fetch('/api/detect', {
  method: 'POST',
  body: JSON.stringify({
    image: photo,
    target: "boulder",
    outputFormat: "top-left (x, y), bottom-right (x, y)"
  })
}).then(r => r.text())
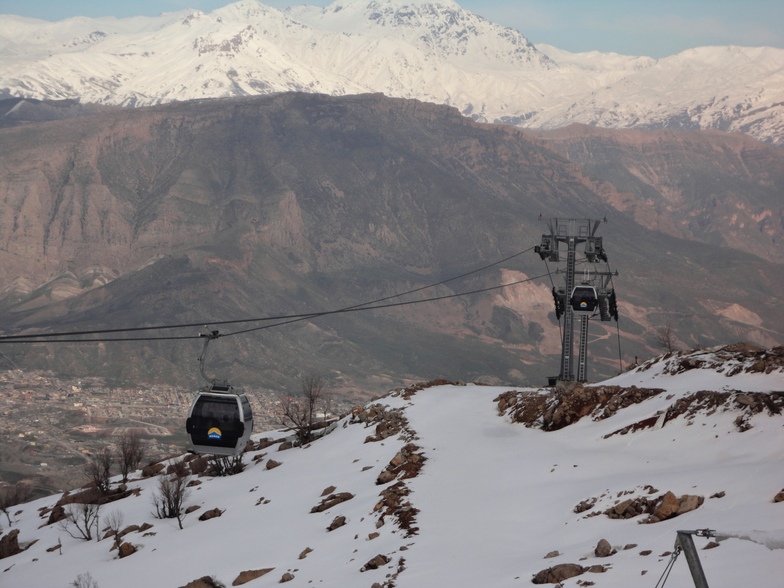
top-left (595, 538), bottom-right (614, 558)
top-left (774, 489), bottom-right (784, 503)
top-left (327, 516), bottom-right (347, 531)
top-left (653, 492), bottom-right (679, 520)
top-left (361, 554), bottom-right (391, 571)
top-left (118, 542), bottom-right (136, 558)
top-left (199, 508), bottom-right (224, 521)
top-left (676, 494), bottom-right (704, 515)
top-left (532, 563), bottom-right (585, 584)
top-left (0, 529), bottom-right (22, 559)
top-left (311, 492), bottom-right (354, 513)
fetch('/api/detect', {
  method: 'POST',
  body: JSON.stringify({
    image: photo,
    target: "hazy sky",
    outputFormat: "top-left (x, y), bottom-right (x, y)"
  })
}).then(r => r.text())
top-left (1, 0), bottom-right (782, 58)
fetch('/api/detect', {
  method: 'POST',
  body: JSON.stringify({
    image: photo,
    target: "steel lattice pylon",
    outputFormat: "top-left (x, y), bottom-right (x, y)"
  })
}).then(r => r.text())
top-left (535, 218), bottom-right (617, 383)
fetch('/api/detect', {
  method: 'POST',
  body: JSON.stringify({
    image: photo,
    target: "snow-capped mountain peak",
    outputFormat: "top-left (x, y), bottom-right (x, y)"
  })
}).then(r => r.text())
top-left (0, 0), bottom-right (782, 144)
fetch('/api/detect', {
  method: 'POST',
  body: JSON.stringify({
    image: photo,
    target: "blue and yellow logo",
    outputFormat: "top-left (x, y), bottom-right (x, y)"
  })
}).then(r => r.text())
top-left (580, 301), bottom-right (588, 309)
top-left (207, 427), bottom-right (222, 440)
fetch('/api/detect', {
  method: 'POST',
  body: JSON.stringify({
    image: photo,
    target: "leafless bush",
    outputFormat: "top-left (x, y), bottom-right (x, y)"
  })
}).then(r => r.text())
top-left (70, 572), bottom-right (99, 588)
top-left (151, 461), bottom-right (190, 529)
top-left (0, 482), bottom-right (31, 527)
top-left (280, 374), bottom-right (329, 445)
top-left (117, 431), bottom-right (145, 483)
top-left (84, 447), bottom-right (114, 495)
top-left (207, 454), bottom-right (245, 477)
top-left (104, 510), bottom-right (125, 548)
top-left (59, 502), bottom-right (101, 541)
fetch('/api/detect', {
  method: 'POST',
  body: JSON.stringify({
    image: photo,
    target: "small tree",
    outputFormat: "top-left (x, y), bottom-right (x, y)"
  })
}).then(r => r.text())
top-left (85, 447), bottom-right (114, 495)
top-left (656, 325), bottom-right (678, 353)
top-left (280, 374), bottom-right (327, 445)
top-left (117, 431), bottom-right (145, 483)
top-left (151, 461), bottom-right (190, 530)
top-left (0, 482), bottom-right (31, 527)
top-left (104, 509), bottom-right (125, 548)
top-left (59, 502), bottom-right (101, 541)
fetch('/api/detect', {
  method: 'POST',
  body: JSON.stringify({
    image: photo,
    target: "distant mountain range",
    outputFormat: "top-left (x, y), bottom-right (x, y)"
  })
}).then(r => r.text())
top-left (1, 0), bottom-right (783, 144)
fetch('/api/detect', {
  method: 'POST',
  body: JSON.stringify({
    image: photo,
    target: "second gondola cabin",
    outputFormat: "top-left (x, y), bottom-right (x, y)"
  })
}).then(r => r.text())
top-left (570, 285), bottom-right (599, 315)
top-left (185, 384), bottom-right (253, 456)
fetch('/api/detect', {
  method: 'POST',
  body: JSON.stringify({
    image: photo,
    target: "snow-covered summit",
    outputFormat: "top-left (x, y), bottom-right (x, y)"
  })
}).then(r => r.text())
top-left (0, 0), bottom-right (783, 142)
top-left (1, 346), bottom-right (782, 587)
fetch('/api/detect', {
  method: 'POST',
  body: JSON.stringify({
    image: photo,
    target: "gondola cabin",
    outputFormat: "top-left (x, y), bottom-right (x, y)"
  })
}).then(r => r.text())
top-left (570, 285), bottom-right (599, 315)
top-left (186, 385), bottom-right (253, 456)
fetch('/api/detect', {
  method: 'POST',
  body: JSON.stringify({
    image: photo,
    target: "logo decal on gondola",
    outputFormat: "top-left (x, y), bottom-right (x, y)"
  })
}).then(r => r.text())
top-left (207, 427), bottom-right (222, 440)
top-left (580, 301), bottom-right (588, 309)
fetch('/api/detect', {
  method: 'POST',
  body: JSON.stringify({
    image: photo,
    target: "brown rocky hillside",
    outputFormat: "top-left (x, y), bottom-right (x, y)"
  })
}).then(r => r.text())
top-left (0, 93), bottom-right (782, 398)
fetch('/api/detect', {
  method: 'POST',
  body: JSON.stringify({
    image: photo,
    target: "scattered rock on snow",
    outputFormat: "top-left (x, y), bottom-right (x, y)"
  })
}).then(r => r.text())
top-left (0, 530), bottom-right (22, 559)
top-left (180, 576), bottom-right (224, 588)
top-left (118, 542), bottom-right (136, 558)
top-left (595, 539), bottom-right (615, 557)
top-left (298, 547), bottom-right (313, 559)
top-left (327, 516), bottom-right (346, 531)
top-left (532, 563), bottom-right (585, 584)
top-left (361, 554), bottom-right (391, 571)
top-left (198, 508), bottom-right (224, 521)
top-left (233, 568), bottom-right (274, 585)
top-left (311, 492), bottom-right (354, 513)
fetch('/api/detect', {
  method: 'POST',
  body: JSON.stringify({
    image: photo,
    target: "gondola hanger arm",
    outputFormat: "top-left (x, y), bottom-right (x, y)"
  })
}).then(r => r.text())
top-left (198, 329), bottom-right (228, 388)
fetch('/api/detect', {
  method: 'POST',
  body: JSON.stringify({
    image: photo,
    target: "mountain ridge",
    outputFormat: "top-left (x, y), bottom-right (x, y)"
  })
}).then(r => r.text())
top-left (0, 93), bottom-right (782, 395)
top-left (1, 0), bottom-right (782, 143)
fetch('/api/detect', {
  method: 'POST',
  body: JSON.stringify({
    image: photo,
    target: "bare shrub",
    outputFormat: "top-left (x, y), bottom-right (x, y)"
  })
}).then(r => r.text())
top-left (280, 374), bottom-right (328, 445)
top-left (70, 572), bottom-right (99, 588)
top-left (0, 482), bottom-right (31, 527)
top-left (104, 510), bottom-right (125, 548)
top-left (59, 502), bottom-right (101, 541)
top-left (85, 447), bottom-right (114, 495)
top-left (207, 454), bottom-right (245, 477)
top-left (117, 431), bottom-right (145, 483)
top-left (152, 461), bottom-right (190, 529)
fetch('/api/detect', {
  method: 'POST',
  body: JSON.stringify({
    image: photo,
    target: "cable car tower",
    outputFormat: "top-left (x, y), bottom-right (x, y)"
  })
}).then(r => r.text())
top-left (535, 218), bottom-right (618, 382)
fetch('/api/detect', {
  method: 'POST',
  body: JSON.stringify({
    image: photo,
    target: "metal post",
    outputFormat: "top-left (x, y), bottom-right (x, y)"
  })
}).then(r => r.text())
top-left (560, 236), bottom-right (576, 380)
top-left (577, 314), bottom-right (589, 382)
top-left (676, 531), bottom-right (710, 588)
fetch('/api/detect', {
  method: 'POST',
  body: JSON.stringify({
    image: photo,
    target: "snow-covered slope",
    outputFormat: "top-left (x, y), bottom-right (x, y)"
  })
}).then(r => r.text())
top-left (2, 346), bottom-right (783, 587)
top-left (1, 0), bottom-right (783, 143)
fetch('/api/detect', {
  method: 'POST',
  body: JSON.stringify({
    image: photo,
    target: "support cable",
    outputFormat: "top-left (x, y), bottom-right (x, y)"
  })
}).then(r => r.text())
top-left (223, 273), bottom-right (550, 338)
top-left (653, 546), bottom-right (681, 588)
top-left (0, 247), bottom-right (535, 344)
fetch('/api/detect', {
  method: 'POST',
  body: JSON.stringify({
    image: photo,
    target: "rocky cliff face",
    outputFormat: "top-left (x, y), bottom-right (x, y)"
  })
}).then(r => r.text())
top-left (0, 93), bottom-right (781, 397)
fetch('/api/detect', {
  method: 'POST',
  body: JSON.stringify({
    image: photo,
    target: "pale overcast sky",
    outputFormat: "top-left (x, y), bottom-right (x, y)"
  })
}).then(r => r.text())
top-left (1, 0), bottom-right (782, 58)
